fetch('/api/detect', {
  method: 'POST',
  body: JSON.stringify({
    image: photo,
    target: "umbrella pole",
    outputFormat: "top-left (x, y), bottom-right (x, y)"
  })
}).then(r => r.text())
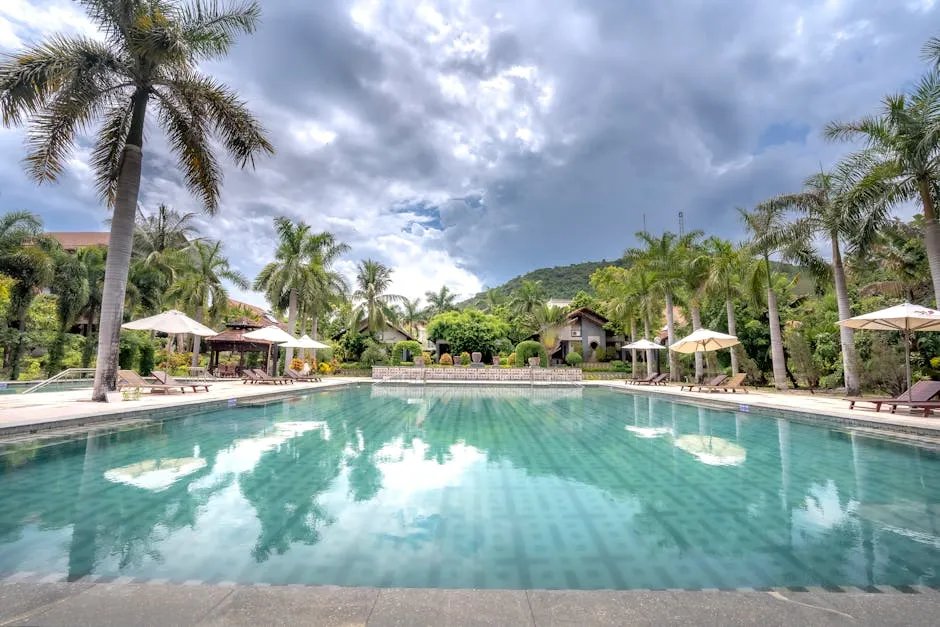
top-left (905, 329), bottom-right (912, 402)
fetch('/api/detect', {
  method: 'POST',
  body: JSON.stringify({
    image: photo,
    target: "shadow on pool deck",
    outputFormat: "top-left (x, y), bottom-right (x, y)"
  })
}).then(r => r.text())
top-left (1, 582), bottom-right (939, 626)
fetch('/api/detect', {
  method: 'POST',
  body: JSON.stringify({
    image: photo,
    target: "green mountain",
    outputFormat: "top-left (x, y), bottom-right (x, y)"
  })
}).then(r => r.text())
top-left (461, 258), bottom-right (813, 308)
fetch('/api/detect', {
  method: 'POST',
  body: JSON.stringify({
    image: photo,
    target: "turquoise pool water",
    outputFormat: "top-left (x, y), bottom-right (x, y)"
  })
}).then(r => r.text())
top-left (1, 384), bottom-right (938, 590)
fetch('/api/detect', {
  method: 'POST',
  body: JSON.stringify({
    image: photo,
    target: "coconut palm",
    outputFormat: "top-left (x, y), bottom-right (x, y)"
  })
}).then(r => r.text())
top-left (0, 211), bottom-right (43, 251)
top-left (48, 253), bottom-right (90, 376)
top-left (76, 247), bottom-right (106, 368)
top-left (824, 70), bottom-right (940, 305)
top-left (756, 171), bottom-right (890, 395)
top-left (683, 244), bottom-right (710, 383)
top-left (625, 230), bottom-right (701, 381)
top-left (702, 237), bottom-right (748, 375)
top-left (509, 280), bottom-right (546, 321)
top-left (168, 240), bottom-right (247, 367)
top-left (295, 232), bottom-right (349, 358)
top-left (133, 204), bottom-right (198, 279)
top-left (534, 305), bottom-right (568, 363)
top-left (0, 242), bottom-right (55, 379)
top-left (923, 36), bottom-right (940, 69)
top-left (0, 0), bottom-right (273, 400)
top-left (424, 285), bottom-right (456, 317)
top-left (353, 259), bottom-right (404, 333)
top-left (254, 218), bottom-right (319, 365)
top-left (400, 297), bottom-right (425, 338)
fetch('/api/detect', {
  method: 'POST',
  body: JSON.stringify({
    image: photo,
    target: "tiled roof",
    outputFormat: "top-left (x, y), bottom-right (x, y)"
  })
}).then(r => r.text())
top-left (46, 232), bottom-right (109, 250)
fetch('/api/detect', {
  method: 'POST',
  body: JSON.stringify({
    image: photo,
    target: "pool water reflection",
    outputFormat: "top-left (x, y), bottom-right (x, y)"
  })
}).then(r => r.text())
top-left (0, 384), bottom-right (937, 590)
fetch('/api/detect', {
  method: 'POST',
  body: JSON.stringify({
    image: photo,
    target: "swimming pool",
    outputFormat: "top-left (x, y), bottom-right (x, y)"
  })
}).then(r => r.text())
top-left (1, 384), bottom-right (937, 590)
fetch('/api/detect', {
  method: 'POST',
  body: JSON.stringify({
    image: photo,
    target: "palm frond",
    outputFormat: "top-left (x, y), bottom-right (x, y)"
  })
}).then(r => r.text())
top-left (922, 36), bottom-right (940, 69)
top-left (178, 0), bottom-right (262, 60)
top-left (90, 102), bottom-right (133, 204)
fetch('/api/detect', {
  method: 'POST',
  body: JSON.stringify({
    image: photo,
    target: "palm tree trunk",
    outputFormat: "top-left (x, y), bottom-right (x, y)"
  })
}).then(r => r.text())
top-left (917, 178), bottom-right (940, 306)
top-left (92, 91), bottom-right (147, 401)
top-left (311, 314), bottom-right (319, 364)
top-left (726, 295), bottom-right (738, 375)
top-left (691, 305), bottom-right (703, 383)
top-left (832, 235), bottom-right (859, 396)
top-left (285, 287), bottom-right (297, 366)
top-left (81, 307), bottom-right (95, 368)
top-left (665, 291), bottom-right (677, 380)
top-left (643, 315), bottom-right (653, 377)
top-left (767, 285), bottom-right (788, 391)
top-left (191, 306), bottom-right (203, 369)
top-left (629, 318), bottom-right (637, 377)
top-left (9, 316), bottom-right (26, 380)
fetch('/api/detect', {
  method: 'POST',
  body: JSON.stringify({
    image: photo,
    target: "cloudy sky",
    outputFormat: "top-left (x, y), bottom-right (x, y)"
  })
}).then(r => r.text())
top-left (0, 0), bottom-right (936, 308)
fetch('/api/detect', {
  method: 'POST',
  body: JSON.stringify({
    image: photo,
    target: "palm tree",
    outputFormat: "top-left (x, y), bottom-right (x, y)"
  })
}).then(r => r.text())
top-left (353, 259), bottom-right (404, 333)
top-left (683, 244), bottom-right (710, 383)
top-left (509, 280), bottom-right (546, 323)
top-left (0, 211), bottom-right (42, 251)
top-left (0, 0), bottom-right (274, 400)
top-left (254, 218), bottom-right (318, 365)
top-left (400, 297), bottom-right (425, 337)
top-left (702, 237), bottom-right (748, 375)
top-left (424, 286), bottom-right (456, 317)
top-left (48, 253), bottom-right (90, 376)
top-left (77, 247), bottom-right (106, 368)
top-left (923, 36), bottom-right (940, 69)
top-left (168, 240), bottom-right (247, 367)
top-left (825, 70), bottom-right (940, 305)
top-left (534, 305), bottom-right (568, 363)
top-left (296, 232), bottom-right (349, 358)
top-left (859, 217), bottom-right (931, 301)
top-left (133, 204), bottom-right (198, 276)
top-left (625, 231), bottom-right (701, 381)
top-left (757, 171), bottom-right (889, 395)
top-left (740, 206), bottom-right (821, 390)
top-left (481, 289), bottom-right (505, 312)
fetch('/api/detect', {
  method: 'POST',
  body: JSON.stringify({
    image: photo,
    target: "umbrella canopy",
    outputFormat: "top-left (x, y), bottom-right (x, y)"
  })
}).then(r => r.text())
top-left (837, 302), bottom-right (940, 400)
top-left (243, 325), bottom-right (295, 343)
top-left (121, 309), bottom-right (217, 336)
top-left (674, 435), bottom-right (746, 467)
top-left (104, 457), bottom-right (206, 491)
top-left (669, 328), bottom-right (739, 354)
top-left (279, 334), bottom-right (330, 349)
top-left (624, 339), bottom-right (666, 350)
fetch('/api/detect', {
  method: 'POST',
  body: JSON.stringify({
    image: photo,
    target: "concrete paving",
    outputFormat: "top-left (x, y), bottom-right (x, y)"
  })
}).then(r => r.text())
top-left (1, 582), bottom-right (938, 626)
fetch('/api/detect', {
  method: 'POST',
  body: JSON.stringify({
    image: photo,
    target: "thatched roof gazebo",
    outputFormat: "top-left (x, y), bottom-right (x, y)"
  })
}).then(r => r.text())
top-left (205, 317), bottom-right (279, 376)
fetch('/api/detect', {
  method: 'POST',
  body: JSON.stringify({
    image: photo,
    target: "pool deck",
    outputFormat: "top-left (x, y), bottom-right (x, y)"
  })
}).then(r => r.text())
top-left (1, 580), bottom-right (938, 626)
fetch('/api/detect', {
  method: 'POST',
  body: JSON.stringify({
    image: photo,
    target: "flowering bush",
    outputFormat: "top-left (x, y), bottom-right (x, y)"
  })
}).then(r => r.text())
top-left (507, 352), bottom-right (516, 366)
top-left (290, 358), bottom-right (304, 371)
top-left (459, 351), bottom-right (471, 366)
top-left (318, 362), bottom-right (332, 374)
top-left (439, 353), bottom-right (453, 366)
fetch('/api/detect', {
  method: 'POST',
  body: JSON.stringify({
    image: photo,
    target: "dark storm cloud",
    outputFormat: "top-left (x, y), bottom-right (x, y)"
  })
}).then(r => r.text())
top-left (0, 0), bottom-right (937, 301)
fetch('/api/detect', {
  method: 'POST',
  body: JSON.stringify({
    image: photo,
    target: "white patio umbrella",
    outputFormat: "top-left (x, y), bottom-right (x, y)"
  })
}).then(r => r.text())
top-left (122, 309), bottom-right (218, 336)
top-left (837, 302), bottom-right (940, 400)
top-left (669, 328), bottom-right (739, 354)
top-left (104, 457), bottom-right (206, 491)
top-left (623, 339), bottom-right (665, 378)
top-left (279, 334), bottom-right (329, 349)
top-left (244, 325), bottom-right (296, 374)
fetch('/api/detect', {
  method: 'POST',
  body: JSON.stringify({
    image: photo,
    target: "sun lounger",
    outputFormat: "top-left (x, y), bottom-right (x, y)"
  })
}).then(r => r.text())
top-left (681, 375), bottom-right (728, 392)
top-left (885, 401), bottom-right (940, 417)
top-left (285, 368), bottom-right (321, 382)
top-left (152, 370), bottom-right (211, 392)
top-left (627, 375), bottom-right (656, 385)
top-left (636, 373), bottom-right (668, 386)
top-left (845, 380), bottom-right (940, 413)
top-left (706, 372), bottom-right (748, 393)
top-left (252, 368), bottom-right (292, 384)
top-left (117, 369), bottom-right (178, 394)
top-left (241, 369), bottom-right (260, 384)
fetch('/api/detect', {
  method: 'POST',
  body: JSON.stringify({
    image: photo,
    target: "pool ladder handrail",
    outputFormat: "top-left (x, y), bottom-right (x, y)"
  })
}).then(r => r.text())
top-left (22, 367), bottom-right (97, 394)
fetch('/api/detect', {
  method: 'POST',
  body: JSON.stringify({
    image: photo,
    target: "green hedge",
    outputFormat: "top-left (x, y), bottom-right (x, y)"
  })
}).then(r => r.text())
top-left (391, 340), bottom-right (423, 365)
top-left (514, 340), bottom-right (548, 367)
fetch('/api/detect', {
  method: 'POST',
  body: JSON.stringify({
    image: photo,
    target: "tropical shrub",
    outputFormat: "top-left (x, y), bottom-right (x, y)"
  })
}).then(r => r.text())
top-left (460, 351), bottom-right (471, 365)
top-left (290, 358), bottom-right (304, 371)
top-left (359, 340), bottom-right (388, 367)
top-left (515, 340), bottom-right (548, 367)
top-left (439, 352), bottom-right (453, 366)
top-left (391, 340), bottom-right (423, 365)
top-left (605, 347), bottom-right (619, 361)
top-left (565, 351), bottom-right (583, 366)
top-left (610, 359), bottom-right (629, 372)
top-left (507, 352), bottom-right (516, 366)
top-left (318, 362), bottom-right (332, 374)
top-left (425, 309), bottom-right (509, 360)
top-left (138, 340), bottom-right (156, 376)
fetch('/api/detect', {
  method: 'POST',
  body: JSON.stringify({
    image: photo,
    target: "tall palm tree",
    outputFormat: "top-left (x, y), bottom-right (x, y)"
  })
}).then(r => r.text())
top-left (48, 253), bottom-right (90, 376)
top-left (133, 204), bottom-right (198, 275)
top-left (740, 206), bottom-right (821, 390)
top-left (168, 240), bottom-right (247, 367)
top-left (0, 0), bottom-right (274, 400)
top-left (757, 171), bottom-right (889, 395)
top-left (923, 36), bottom-right (940, 69)
top-left (353, 259), bottom-right (404, 333)
top-left (400, 297), bottom-right (425, 338)
top-left (683, 244), bottom-right (710, 383)
top-left (424, 285), bottom-right (456, 317)
top-left (825, 70), bottom-right (940, 305)
top-left (296, 232), bottom-right (349, 358)
top-left (254, 218), bottom-right (318, 365)
top-left (481, 289), bottom-right (505, 312)
top-left (702, 237), bottom-right (747, 375)
top-left (77, 247), bottom-right (106, 368)
top-left (509, 279), bottom-right (546, 322)
top-left (625, 230), bottom-right (701, 381)
top-left (0, 210), bottom-right (43, 251)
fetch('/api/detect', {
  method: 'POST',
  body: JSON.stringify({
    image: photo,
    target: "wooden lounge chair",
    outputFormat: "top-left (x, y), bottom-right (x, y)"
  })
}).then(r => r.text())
top-left (885, 401), bottom-right (940, 418)
top-left (152, 370), bottom-right (211, 392)
top-left (252, 368), bottom-right (292, 384)
top-left (117, 369), bottom-right (178, 394)
top-left (681, 375), bottom-right (728, 392)
top-left (845, 380), bottom-right (940, 413)
top-left (627, 375), bottom-right (656, 385)
top-left (241, 369), bottom-right (260, 384)
top-left (285, 367), bottom-right (321, 382)
top-left (707, 372), bottom-right (748, 393)
top-left (636, 373), bottom-right (669, 386)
